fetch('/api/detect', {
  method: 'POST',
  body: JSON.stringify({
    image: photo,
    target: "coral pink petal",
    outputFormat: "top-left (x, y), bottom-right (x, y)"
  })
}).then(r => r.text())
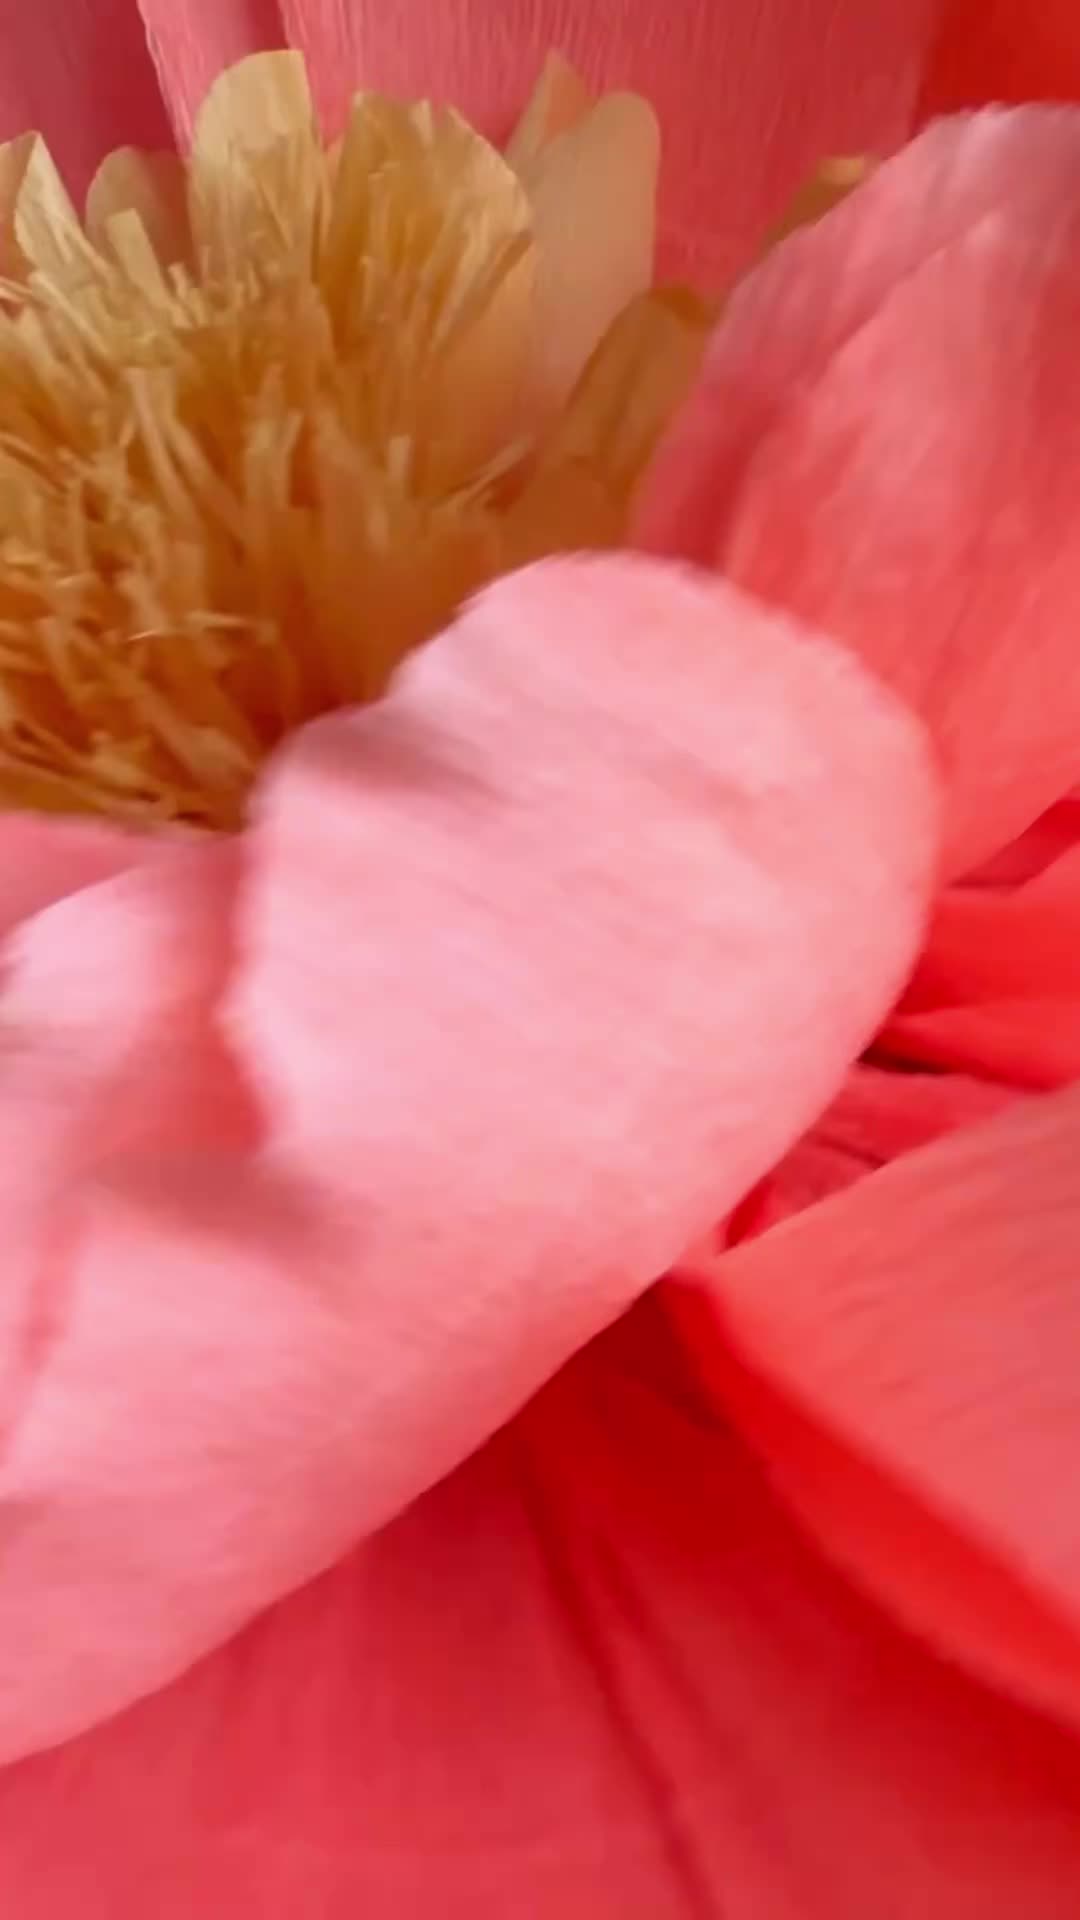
top-left (728, 1062), bottom-right (1015, 1240)
top-left (4, 1300), bottom-right (1080, 1917)
top-left (920, 0), bottom-right (1080, 117)
top-left (679, 1082), bottom-right (1080, 1732)
top-left (885, 846), bottom-right (1080, 1086)
top-left (0, 557), bottom-right (936, 1761)
top-left (911, 849), bottom-right (1080, 1004)
top-left (640, 108), bottom-right (1080, 875)
top-left (640, 110), bottom-right (1080, 566)
top-left (137, 0), bottom-right (284, 140)
top-left (0, 0), bottom-right (170, 197)
top-left (886, 998), bottom-right (1080, 1090)
top-left (278, 0), bottom-right (939, 280)
top-left (971, 791), bottom-right (1080, 887)
top-left (814, 1062), bottom-right (1015, 1159)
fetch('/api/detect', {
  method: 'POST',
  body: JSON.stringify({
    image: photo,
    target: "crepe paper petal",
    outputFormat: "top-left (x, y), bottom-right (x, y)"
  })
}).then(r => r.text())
top-left (758, 154), bottom-right (875, 254)
top-left (968, 791), bottom-right (1080, 888)
top-left (910, 850), bottom-right (1080, 1007)
top-left (813, 1061), bottom-right (1015, 1160)
top-left (186, 49), bottom-right (323, 281)
top-left (232, 554), bottom-right (935, 1240)
top-left (505, 53), bottom-right (660, 420)
top-left (0, 130), bottom-right (101, 280)
top-left (0, 555), bottom-right (936, 1761)
top-left (885, 999), bottom-right (1080, 1092)
top-left (0, 814), bottom-right (183, 1461)
top-left (640, 109), bottom-right (1080, 567)
top-left (84, 147), bottom-right (189, 263)
top-left (518, 90), bottom-right (659, 412)
top-left (4, 1296), bottom-right (1080, 1918)
top-left (500, 288), bottom-right (716, 569)
top-left (726, 1062), bottom-right (1015, 1241)
top-left (137, 0), bottom-right (285, 143)
top-left (503, 49), bottom-right (592, 171)
top-left (0, 0), bottom-right (170, 199)
top-left (883, 847), bottom-right (1080, 1087)
top-left (920, 0), bottom-right (1080, 118)
top-left (277, 0), bottom-right (939, 282)
top-left (640, 108), bottom-right (1080, 876)
top-left (680, 1081), bottom-right (1080, 1732)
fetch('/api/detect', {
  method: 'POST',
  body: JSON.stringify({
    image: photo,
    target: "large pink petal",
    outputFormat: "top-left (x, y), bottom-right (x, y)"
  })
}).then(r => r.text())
top-left (3, 1297), bottom-right (1080, 1918)
top-left (136, 0), bottom-right (284, 139)
top-left (639, 108), bottom-right (1080, 874)
top-left (0, 818), bottom-right (230, 1481)
top-left (678, 1080), bottom-right (1080, 1732)
top-left (0, 556), bottom-right (936, 1761)
top-left (278, 0), bottom-right (940, 280)
top-left (0, 0), bottom-right (170, 196)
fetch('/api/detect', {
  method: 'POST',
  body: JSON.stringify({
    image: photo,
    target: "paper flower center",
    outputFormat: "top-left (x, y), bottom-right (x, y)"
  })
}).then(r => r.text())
top-left (0, 51), bottom-right (713, 827)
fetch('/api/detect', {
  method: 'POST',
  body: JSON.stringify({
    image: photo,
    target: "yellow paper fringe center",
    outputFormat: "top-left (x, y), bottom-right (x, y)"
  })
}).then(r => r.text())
top-left (0, 48), bottom-right (867, 828)
top-left (0, 52), bottom-right (717, 826)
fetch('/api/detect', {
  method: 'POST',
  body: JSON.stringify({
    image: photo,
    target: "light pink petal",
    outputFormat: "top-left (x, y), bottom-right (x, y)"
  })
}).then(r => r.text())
top-left (0, 831), bottom-right (252, 1486)
top-left (640, 109), bottom-right (1080, 874)
top-left (0, 817), bottom-right (209, 1526)
top-left (137, 0), bottom-right (284, 140)
top-left (279, 0), bottom-right (939, 280)
top-left (0, 0), bottom-right (170, 196)
top-left (680, 1081), bottom-right (1080, 1731)
top-left (0, 557), bottom-right (936, 1761)
top-left (4, 1297), bottom-right (1080, 1917)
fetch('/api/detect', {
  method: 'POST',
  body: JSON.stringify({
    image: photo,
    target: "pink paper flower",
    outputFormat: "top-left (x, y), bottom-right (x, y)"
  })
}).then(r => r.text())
top-left (2, 4), bottom-right (1080, 1917)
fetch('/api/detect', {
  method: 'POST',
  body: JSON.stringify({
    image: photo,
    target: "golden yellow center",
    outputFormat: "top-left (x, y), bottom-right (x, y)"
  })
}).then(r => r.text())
top-left (0, 48), bottom-right (868, 829)
top-left (0, 51), bottom-right (719, 827)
